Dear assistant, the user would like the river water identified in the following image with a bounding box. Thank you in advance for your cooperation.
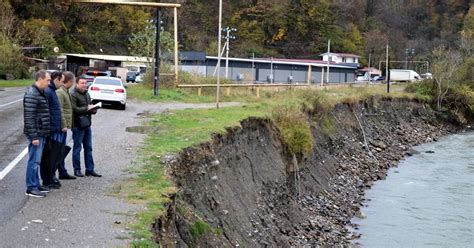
[352,132,474,248]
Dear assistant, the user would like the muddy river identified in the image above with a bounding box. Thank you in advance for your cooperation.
[351,132,474,247]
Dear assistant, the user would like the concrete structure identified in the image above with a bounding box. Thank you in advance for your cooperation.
[180,56,358,84]
[320,52,360,65]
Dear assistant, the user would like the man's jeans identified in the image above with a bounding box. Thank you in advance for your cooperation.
[72,127,95,173]
[26,137,45,190]
[54,132,69,176]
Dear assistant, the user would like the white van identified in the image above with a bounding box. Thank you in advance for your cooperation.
[389,69,421,82]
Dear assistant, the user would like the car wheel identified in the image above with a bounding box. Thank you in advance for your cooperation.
[120,103,126,110]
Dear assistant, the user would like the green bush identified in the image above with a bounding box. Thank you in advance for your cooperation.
[404,80,437,101]
[445,84,474,118]
[456,57,474,89]
[0,34,28,79]
[271,104,313,157]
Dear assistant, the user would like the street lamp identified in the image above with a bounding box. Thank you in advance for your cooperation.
[222,27,237,79]
[405,48,415,69]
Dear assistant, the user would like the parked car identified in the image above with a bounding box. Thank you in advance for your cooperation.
[135,73,144,83]
[88,76,127,110]
[82,70,112,88]
[421,72,433,79]
[372,76,385,81]
[126,71,138,83]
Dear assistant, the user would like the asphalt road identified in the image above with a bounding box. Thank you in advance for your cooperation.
[0,89,239,247]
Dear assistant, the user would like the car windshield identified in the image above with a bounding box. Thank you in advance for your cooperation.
[127,72,136,76]
[94,78,121,86]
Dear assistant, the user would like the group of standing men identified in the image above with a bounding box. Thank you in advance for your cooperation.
[23,70,102,198]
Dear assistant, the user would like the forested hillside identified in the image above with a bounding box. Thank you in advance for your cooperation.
[1,0,472,71]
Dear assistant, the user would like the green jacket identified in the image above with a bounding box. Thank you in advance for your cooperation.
[57,86,73,129]
[71,87,92,127]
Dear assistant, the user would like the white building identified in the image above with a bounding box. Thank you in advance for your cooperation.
[320,53,360,64]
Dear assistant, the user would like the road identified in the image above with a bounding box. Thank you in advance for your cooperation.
[0,87,239,247]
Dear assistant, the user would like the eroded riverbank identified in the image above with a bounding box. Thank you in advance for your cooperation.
[154,98,471,247]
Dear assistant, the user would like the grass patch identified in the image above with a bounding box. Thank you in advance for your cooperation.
[0,79,32,87]
[190,220,212,238]
[127,83,215,103]
[271,104,313,157]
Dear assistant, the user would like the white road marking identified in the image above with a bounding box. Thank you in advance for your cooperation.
[0,99,22,108]
[0,136,74,181]
[0,147,28,180]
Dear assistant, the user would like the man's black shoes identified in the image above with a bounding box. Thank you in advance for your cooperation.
[59,174,76,180]
[85,171,102,177]
[45,183,60,189]
[25,189,46,198]
[74,171,84,177]
[38,186,50,193]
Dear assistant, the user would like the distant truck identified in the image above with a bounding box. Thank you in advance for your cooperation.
[389,69,421,82]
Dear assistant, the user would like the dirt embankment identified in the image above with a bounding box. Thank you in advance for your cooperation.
[154,98,470,247]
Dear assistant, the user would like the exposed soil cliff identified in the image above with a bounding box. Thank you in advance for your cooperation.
[154,98,470,247]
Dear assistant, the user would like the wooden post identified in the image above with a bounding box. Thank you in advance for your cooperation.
[307,65,312,85]
[321,67,324,87]
[174,7,179,86]
[198,87,202,96]
[226,87,230,96]
[256,86,260,98]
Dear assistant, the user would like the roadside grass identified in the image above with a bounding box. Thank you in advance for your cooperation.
[126,83,274,104]
[125,82,424,247]
[126,83,215,103]
[0,79,32,88]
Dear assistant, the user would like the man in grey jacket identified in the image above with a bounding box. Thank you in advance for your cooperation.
[23,70,52,197]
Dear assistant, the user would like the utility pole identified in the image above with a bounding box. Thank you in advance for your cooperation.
[386,44,390,93]
[252,52,255,83]
[270,57,274,83]
[405,48,415,69]
[368,52,371,83]
[216,0,222,109]
[326,39,330,84]
[154,8,161,96]
[223,27,236,79]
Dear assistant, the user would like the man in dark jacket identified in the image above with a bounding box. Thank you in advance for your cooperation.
[71,76,102,177]
[42,71,65,188]
[23,70,52,197]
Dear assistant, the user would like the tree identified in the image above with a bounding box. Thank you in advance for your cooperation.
[431,46,462,111]
[0,33,27,79]
[0,1,20,40]
[128,22,174,60]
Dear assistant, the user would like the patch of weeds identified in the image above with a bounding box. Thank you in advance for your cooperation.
[271,104,313,157]
[176,206,186,216]
[190,220,212,238]
[321,115,336,136]
[301,90,335,118]
[130,239,160,248]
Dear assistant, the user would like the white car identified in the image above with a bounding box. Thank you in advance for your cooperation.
[135,73,143,83]
[88,76,127,110]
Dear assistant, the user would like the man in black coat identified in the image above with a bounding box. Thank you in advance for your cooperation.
[23,70,52,197]
[71,77,102,177]
[41,71,67,188]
